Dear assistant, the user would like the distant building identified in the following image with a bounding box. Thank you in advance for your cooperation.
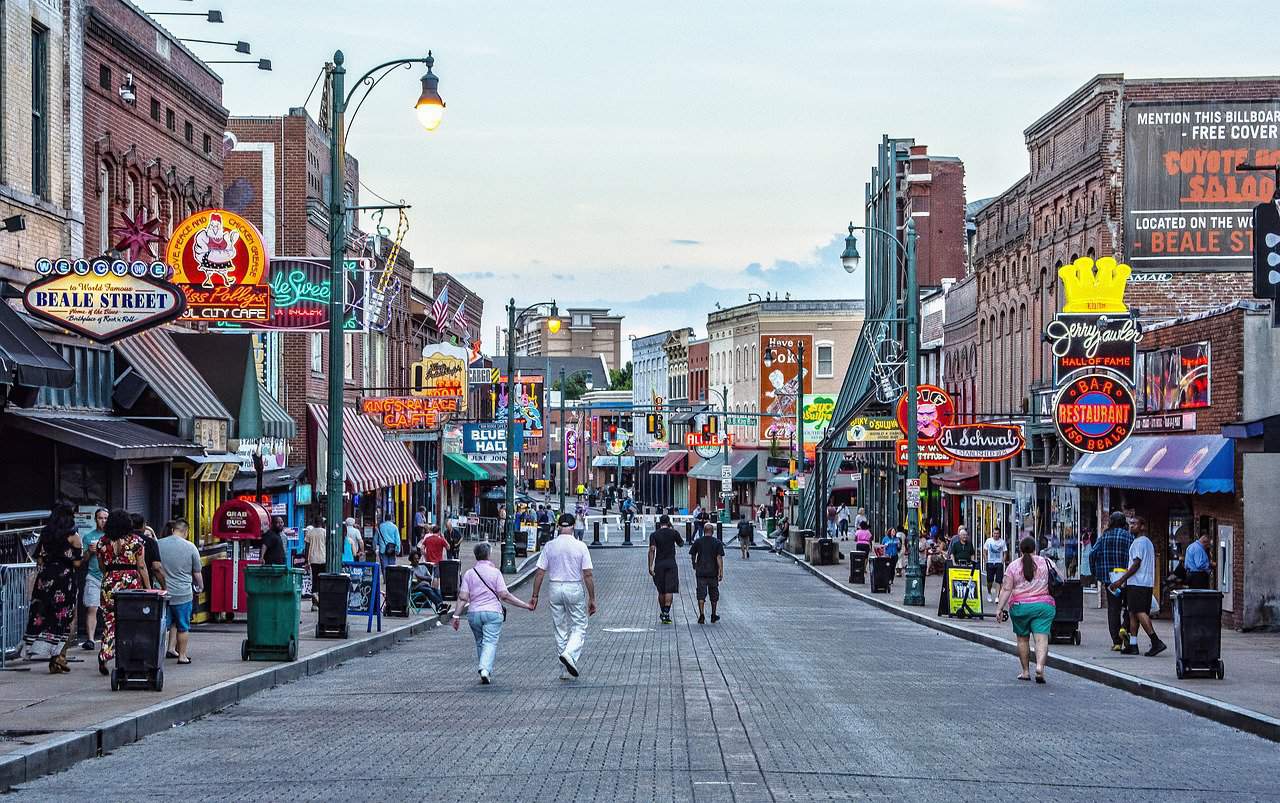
[509,306,623,372]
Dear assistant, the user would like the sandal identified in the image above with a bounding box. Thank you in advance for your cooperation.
[1035,673,1046,684]
[177,657,191,665]
[1016,674,1031,681]
[165,650,180,659]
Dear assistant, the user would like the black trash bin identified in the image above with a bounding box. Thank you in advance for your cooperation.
[438,558,461,601]
[315,573,350,638]
[850,550,868,584]
[817,538,837,566]
[870,556,893,593]
[1172,589,1224,679]
[384,564,412,617]
[1050,579,1084,644]
[111,589,168,691]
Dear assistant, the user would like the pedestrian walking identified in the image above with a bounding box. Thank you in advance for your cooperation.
[260,516,288,566]
[648,514,684,624]
[529,513,597,678]
[451,543,533,683]
[157,519,202,665]
[982,527,1007,603]
[22,503,82,673]
[855,507,869,529]
[419,525,449,575]
[375,511,401,571]
[1090,512,1134,650]
[414,505,428,530]
[131,514,167,589]
[342,517,363,562]
[689,521,725,624]
[736,516,753,559]
[994,537,1058,683]
[881,528,900,576]
[303,518,326,610]
[1108,517,1167,657]
[444,521,464,560]
[91,509,150,675]
[853,521,873,557]
[947,527,977,566]
[836,503,851,539]
[79,507,108,652]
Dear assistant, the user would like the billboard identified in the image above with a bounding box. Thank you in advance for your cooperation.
[411,343,469,412]
[211,257,370,332]
[759,334,812,441]
[165,209,270,323]
[1124,101,1280,270]
[479,376,544,438]
[801,393,834,446]
[464,423,523,457]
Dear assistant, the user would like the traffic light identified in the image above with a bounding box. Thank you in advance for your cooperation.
[608,421,618,437]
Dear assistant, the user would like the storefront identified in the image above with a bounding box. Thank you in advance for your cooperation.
[649,449,689,512]
[686,451,761,519]
[935,464,977,537]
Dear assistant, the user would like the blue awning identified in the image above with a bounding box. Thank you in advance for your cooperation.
[592,455,636,468]
[1069,435,1234,494]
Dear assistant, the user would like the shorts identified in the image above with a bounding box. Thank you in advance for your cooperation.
[1125,584,1154,616]
[168,601,193,633]
[986,562,1004,585]
[1009,602,1055,636]
[695,576,720,603]
[83,574,102,608]
[652,563,680,594]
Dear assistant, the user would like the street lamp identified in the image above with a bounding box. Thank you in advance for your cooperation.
[762,340,806,496]
[709,385,732,523]
[504,299,558,572]
[558,368,594,515]
[833,218,924,606]
[322,49,443,576]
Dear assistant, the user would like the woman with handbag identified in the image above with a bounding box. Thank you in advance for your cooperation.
[994,536,1060,684]
[451,542,533,684]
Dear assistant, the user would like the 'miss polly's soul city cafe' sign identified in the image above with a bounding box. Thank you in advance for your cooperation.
[22,257,185,342]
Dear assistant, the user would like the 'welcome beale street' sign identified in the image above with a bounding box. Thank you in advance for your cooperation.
[23,258,184,342]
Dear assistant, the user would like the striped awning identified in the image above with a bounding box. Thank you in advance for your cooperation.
[308,403,425,493]
[257,384,297,440]
[114,329,233,436]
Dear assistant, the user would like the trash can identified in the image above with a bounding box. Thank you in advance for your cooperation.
[1050,579,1084,645]
[315,572,350,639]
[870,556,893,593]
[384,564,412,617]
[850,550,868,584]
[1172,589,1224,679]
[438,558,461,601]
[790,527,811,555]
[110,589,168,691]
[766,517,776,539]
[817,538,837,566]
[242,565,303,662]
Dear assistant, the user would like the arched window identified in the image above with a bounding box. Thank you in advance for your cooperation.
[97,162,112,253]
[124,174,136,218]
[149,186,160,221]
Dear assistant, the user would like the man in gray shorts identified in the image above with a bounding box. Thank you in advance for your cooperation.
[688,521,725,624]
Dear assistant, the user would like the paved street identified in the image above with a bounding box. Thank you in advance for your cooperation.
[15,547,1277,802]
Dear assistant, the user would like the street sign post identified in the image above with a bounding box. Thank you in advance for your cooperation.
[906,478,921,509]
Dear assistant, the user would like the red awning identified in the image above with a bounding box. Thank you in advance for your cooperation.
[309,403,425,493]
[649,450,689,476]
[934,463,979,491]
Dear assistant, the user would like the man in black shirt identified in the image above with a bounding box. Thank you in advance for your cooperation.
[261,515,288,566]
[946,527,976,565]
[647,514,684,625]
[689,521,725,624]
[735,517,753,560]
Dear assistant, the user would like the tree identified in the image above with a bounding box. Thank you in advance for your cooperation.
[551,372,590,400]
[610,361,633,390]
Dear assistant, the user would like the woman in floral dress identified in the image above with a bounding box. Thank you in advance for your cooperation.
[22,503,82,672]
[91,509,150,675]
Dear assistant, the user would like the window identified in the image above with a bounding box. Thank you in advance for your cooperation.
[149,186,159,220]
[816,343,834,377]
[150,98,160,121]
[202,133,212,154]
[165,109,175,130]
[125,174,136,217]
[31,26,50,198]
[98,163,112,253]
[344,335,354,381]
[184,121,193,143]
[311,333,323,373]
[99,63,111,90]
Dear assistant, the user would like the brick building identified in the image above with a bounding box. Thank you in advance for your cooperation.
[687,338,708,405]
[903,145,968,289]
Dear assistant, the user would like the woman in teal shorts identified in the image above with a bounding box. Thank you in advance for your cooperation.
[994,536,1056,683]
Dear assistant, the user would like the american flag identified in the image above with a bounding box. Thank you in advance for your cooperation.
[450,299,468,334]
[431,285,450,332]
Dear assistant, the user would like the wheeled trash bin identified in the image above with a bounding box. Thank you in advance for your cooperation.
[849,550,868,584]
[315,572,350,639]
[383,564,412,617]
[110,589,168,691]
[1050,580,1084,645]
[870,556,893,593]
[242,565,303,661]
[438,558,461,601]
[1172,589,1224,679]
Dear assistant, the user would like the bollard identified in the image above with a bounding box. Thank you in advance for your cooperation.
[624,521,632,545]
[716,521,723,540]
[685,521,692,540]
[592,521,601,545]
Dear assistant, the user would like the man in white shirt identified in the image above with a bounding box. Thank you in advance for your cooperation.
[530,513,597,678]
[982,528,1007,603]
[1108,517,1166,657]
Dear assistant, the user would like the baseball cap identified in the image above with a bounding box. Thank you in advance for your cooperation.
[557,512,576,528]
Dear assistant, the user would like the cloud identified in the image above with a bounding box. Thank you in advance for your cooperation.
[551,272,576,281]
[669,239,702,246]
[740,233,852,287]
[455,270,496,280]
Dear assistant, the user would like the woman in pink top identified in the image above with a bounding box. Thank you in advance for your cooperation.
[994,537,1057,683]
[853,524,873,557]
[451,542,533,684]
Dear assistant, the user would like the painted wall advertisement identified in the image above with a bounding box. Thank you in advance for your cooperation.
[1123,101,1280,270]
[759,334,812,441]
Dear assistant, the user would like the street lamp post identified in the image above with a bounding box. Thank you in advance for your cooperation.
[503,299,558,573]
[710,386,732,523]
[558,367,594,515]
[840,219,925,606]
[323,50,444,575]
[763,339,806,495]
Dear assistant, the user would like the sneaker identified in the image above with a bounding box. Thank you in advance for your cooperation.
[1120,644,1139,655]
[697,614,705,624]
[479,669,491,684]
[81,640,95,651]
[661,615,672,625]
[559,653,579,677]
[710,614,720,623]
[1111,643,1123,652]
[1118,628,1128,642]
[1145,638,1167,657]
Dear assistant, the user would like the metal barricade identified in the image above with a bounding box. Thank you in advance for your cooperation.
[465,517,502,543]
[1,562,37,669]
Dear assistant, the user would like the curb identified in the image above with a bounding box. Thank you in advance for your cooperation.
[0,558,539,792]
[780,550,1280,743]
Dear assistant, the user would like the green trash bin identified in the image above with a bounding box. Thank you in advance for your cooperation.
[242,565,303,662]
[766,517,777,539]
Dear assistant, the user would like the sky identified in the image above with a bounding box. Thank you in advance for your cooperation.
[157,0,1280,359]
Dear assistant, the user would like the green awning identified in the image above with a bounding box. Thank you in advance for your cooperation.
[444,452,487,481]
[687,452,759,482]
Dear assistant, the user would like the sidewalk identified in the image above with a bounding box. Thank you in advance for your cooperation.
[788,547,1280,738]
[0,546,536,789]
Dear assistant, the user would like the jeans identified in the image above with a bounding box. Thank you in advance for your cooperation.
[413,582,444,609]
[1105,587,1127,645]
[549,581,588,664]
[468,611,503,674]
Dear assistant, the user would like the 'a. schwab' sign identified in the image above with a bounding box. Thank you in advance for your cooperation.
[23,257,184,342]
[936,424,1025,462]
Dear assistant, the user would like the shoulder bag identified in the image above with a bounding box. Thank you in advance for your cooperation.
[470,567,508,621]
[1044,556,1064,595]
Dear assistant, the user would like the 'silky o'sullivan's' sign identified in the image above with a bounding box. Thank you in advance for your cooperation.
[936,424,1025,463]
[166,209,269,323]
[1054,372,1136,453]
[23,257,185,342]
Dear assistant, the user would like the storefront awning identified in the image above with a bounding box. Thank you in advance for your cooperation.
[687,452,759,482]
[592,455,636,468]
[474,462,507,481]
[0,301,73,393]
[309,403,425,493]
[114,329,233,438]
[444,452,488,481]
[257,383,297,440]
[230,466,306,493]
[1069,435,1234,495]
[934,464,979,491]
[649,450,689,476]
[6,411,203,460]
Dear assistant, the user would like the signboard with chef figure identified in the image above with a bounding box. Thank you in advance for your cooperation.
[166,209,269,323]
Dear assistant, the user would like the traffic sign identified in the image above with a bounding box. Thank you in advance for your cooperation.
[720,465,732,479]
[906,478,921,509]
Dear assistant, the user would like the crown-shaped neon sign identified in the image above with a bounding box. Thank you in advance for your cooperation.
[1058,256,1131,314]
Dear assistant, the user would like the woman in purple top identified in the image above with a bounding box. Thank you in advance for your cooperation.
[451,542,533,684]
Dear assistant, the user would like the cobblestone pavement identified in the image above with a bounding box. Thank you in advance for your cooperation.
[15,548,1278,802]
